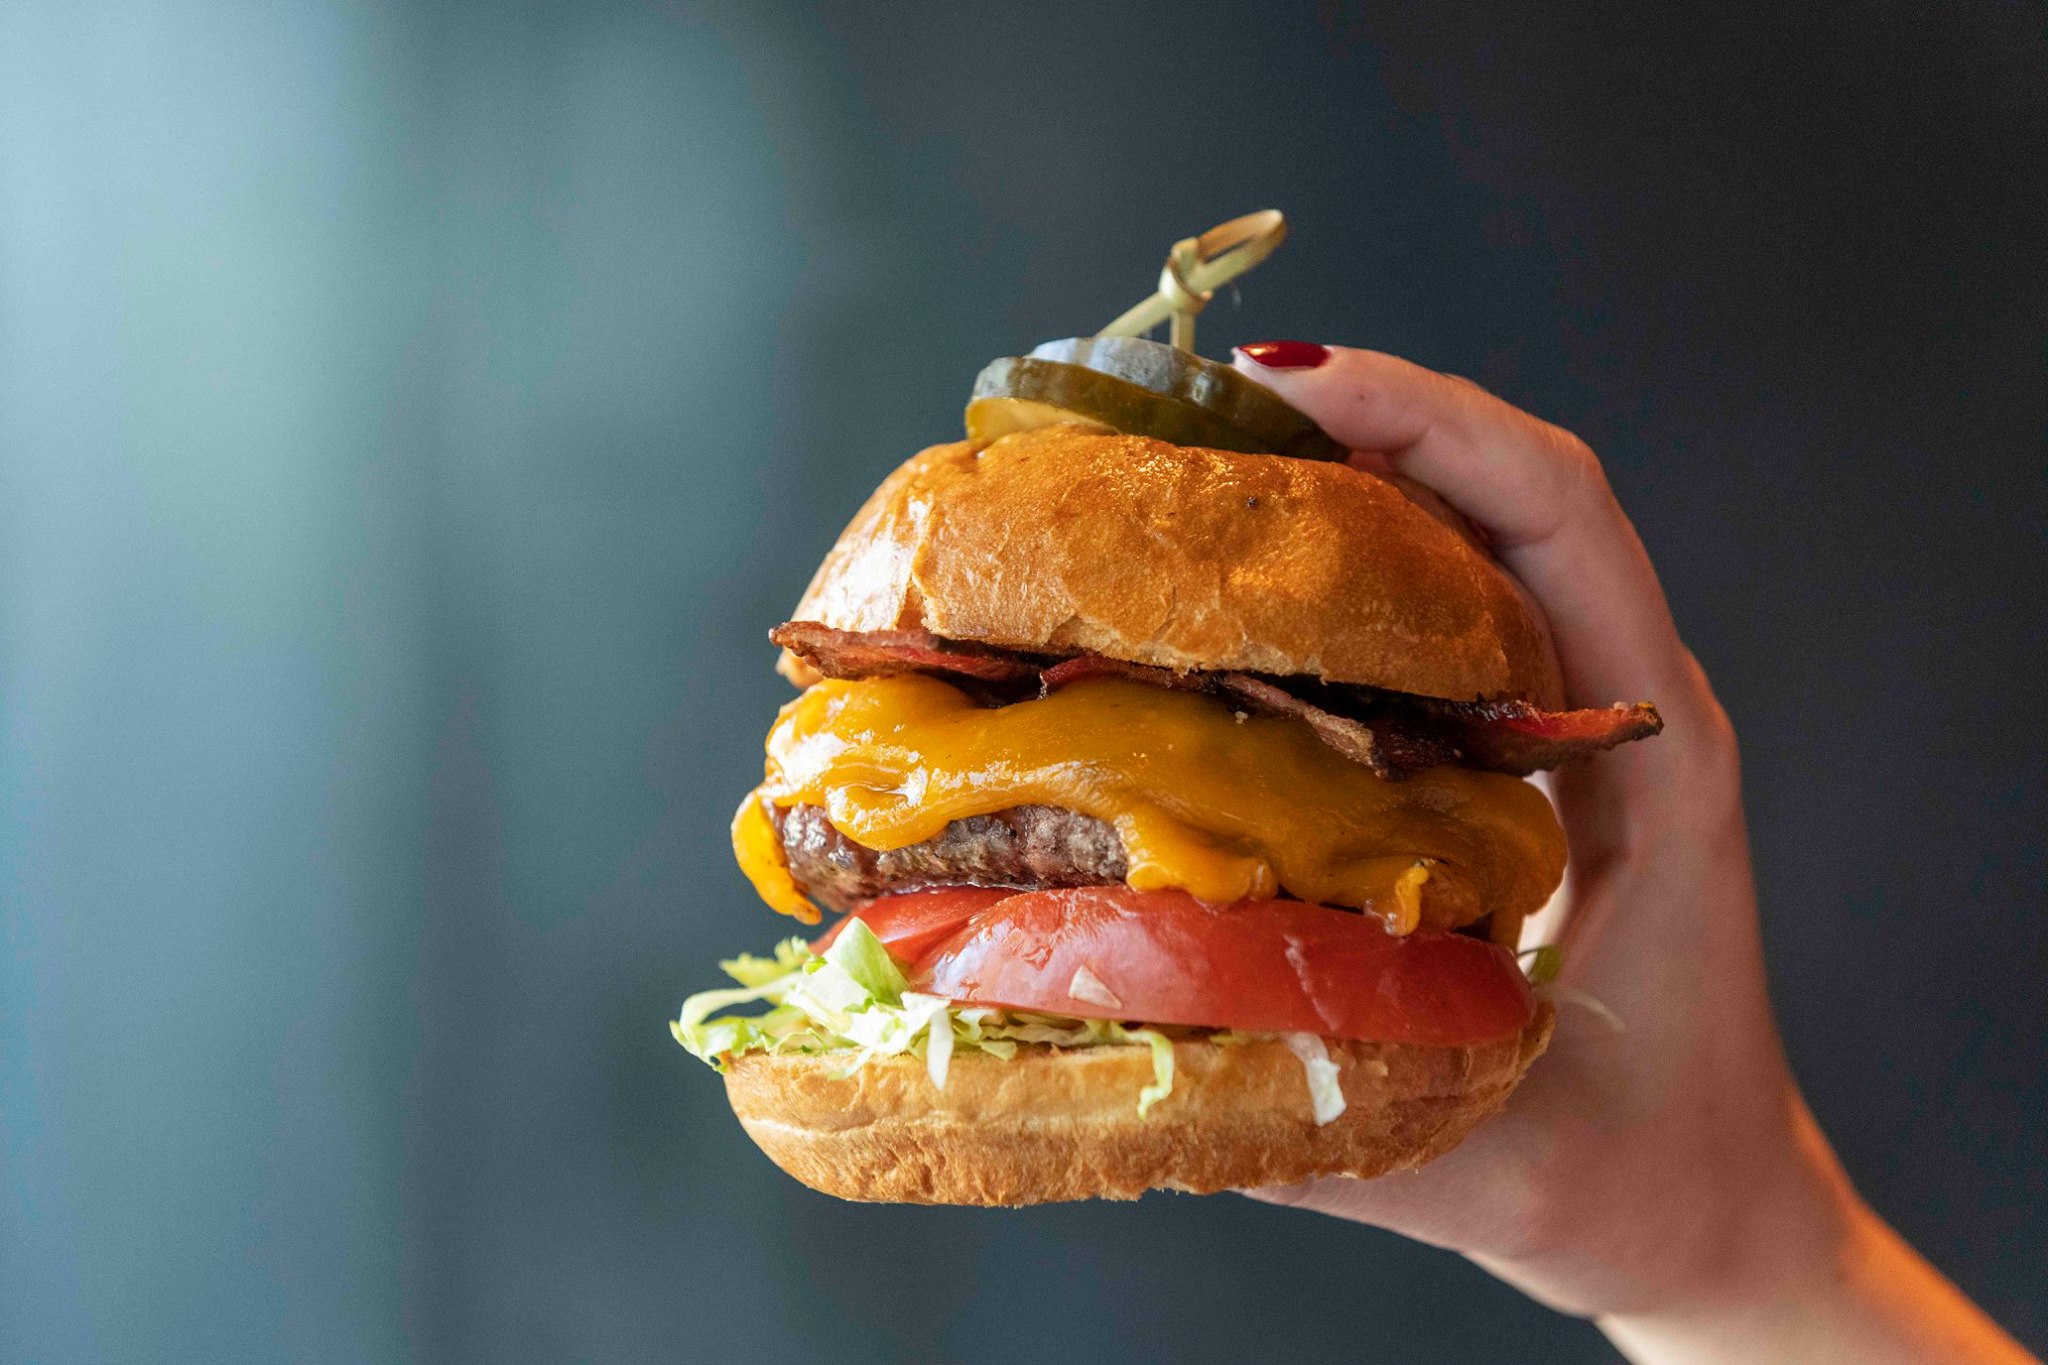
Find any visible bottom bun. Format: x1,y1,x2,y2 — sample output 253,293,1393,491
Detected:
723,1006,1553,1206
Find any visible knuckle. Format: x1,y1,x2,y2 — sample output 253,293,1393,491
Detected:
1542,424,1612,506
1498,418,1615,545
1685,699,1746,802
1651,660,1747,820
1681,655,1743,764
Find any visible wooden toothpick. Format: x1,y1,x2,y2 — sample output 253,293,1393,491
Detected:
1097,210,1289,353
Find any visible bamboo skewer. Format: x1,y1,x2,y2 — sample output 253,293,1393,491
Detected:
1096,210,1289,353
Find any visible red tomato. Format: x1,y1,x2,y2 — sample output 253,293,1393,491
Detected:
812,886,1011,963
824,885,1534,1047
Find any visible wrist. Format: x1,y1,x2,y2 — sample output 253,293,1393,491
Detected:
1467,1089,1851,1322
1591,1138,1861,1361
1593,1112,2035,1364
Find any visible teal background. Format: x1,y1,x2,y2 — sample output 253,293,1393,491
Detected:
2,3,2041,1362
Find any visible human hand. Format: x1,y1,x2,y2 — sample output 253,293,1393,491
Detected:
1231,342,2035,1365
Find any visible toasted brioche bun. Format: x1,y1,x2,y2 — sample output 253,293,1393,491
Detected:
723,1005,1552,1206
783,426,1562,706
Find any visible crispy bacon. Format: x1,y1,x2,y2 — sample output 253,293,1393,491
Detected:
1033,659,1468,779
1219,675,1469,780
1412,698,1664,775
769,621,1660,776
1038,655,1200,693
1208,674,1387,777
770,621,1038,683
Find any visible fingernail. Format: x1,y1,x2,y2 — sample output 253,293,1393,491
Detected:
1235,340,1330,371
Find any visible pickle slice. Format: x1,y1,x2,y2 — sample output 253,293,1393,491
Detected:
967,358,1286,455
1023,336,1344,462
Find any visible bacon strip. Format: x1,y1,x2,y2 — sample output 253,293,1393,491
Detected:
769,621,1660,776
771,621,1038,683
1038,655,1200,693
1207,674,1393,777
1036,662,1431,780
1412,698,1664,776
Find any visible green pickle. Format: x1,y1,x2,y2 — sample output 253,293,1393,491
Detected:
964,337,1344,462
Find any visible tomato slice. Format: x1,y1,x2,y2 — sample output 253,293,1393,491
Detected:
812,886,1012,963
825,885,1534,1047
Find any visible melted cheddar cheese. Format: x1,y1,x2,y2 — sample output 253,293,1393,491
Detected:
732,674,1565,936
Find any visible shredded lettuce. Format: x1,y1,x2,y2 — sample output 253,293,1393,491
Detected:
672,925,1178,1115
1282,1032,1347,1125
1120,1026,1175,1117
821,917,910,1004
676,926,1368,1122
922,997,953,1089
1513,942,1625,1031
1519,942,1563,985
1549,986,1627,1033
719,939,813,988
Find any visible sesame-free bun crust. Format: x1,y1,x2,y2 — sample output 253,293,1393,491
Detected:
723,1006,1552,1206
786,427,1562,705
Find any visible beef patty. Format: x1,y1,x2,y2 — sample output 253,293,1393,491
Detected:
771,802,1495,936
771,802,1126,913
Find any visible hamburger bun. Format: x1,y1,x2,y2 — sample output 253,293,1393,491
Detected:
724,1005,1554,1206
783,426,1562,706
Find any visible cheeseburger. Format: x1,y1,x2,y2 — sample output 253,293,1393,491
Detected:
674,336,1660,1206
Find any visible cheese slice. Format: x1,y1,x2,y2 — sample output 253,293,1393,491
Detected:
732,674,1564,935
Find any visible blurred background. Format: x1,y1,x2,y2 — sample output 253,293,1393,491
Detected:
2,2,2041,1361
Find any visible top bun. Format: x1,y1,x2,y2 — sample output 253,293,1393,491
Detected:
785,426,1562,705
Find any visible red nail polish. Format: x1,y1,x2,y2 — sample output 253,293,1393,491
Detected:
1236,340,1330,370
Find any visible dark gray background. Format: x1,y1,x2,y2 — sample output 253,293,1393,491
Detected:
2,2,2041,1362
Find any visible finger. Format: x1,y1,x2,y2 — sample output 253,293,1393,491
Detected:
1238,1138,1547,1259
1234,346,1692,721
1242,1176,1466,1241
